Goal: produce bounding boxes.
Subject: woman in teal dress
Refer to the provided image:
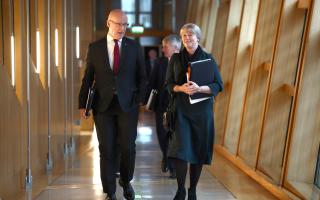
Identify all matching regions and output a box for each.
[165,23,223,200]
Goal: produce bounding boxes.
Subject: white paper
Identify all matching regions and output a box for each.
[189,96,210,104]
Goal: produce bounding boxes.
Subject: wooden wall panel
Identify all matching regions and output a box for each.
[238,0,283,167]
[78,0,94,131]
[204,0,219,52]
[211,0,230,66]
[0,66,25,200]
[14,0,26,104]
[0,0,93,198]
[215,0,243,145]
[195,0,204,26]
[257,0,307,184]
[199,0,210,46]
[285,0,320,198]
[0,2,26,199]
[39,0,48,88]
[51,84,66,160]
[181,0,320,199]
[223,0,259,154]
[50,67,66,161]
[79,0,93,59]
[65,0,73,151]
[186,0,197,23]
[30,70,48,180]
[56,0,64,79]
[2,0,11,78]
[186,0,220,50]
[48,0,66,163]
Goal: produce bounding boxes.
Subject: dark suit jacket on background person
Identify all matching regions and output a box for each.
[149,57,169,112]
[145,58,155,78]
[149,56,176,175]
[144,59,156,104]
[78,36,147,196]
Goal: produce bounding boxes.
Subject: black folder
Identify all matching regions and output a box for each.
[188,58,215,100]
[85,83,95,117]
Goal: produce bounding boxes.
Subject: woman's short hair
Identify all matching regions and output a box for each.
[163,34,182,50]
[180,23,202,41]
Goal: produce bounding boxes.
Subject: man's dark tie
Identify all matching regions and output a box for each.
[113,39,120,74]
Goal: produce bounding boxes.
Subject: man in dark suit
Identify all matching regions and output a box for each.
[149,34,181,179]
[145,48,158,77]
[143,48,158,104]
[79,9,147,200]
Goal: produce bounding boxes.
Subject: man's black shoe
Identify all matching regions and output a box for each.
[105,193,117,200]
[119,179,135,200]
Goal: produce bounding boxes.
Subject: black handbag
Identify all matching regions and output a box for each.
[146,89,158,111]
[84,82,95,117]
[163,93,175,133]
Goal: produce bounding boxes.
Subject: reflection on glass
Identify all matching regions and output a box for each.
[139,0,152,12]
[141,195,153,199]
[76,26,80,59]
[91,125,101,184]
[121,0,135,12]
[55,28,59,67]
[11,35,15,86]
[36,30,40,73]
[139,14,151,28]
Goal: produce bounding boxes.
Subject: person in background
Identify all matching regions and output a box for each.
[145,48,158,77]
[144,48,159,104]
[78,9,147,200]
[165,23,223,200]
[149,34,182,178]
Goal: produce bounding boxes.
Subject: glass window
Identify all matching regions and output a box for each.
[121,0,135,12]
[139,14,151,28]
[139,0,152,12]
[122,0,153,28]
[126,14,135,27]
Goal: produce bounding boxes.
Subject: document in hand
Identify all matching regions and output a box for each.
[146,89,158,111]
[188,58,215,104]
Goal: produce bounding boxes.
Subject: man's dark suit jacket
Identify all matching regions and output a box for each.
[149,57,169,112]
[79,37,147,112]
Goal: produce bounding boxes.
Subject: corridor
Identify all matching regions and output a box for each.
[27,111,276,200]
[1,1,320,199]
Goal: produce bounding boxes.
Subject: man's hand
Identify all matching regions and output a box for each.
[80,109,89,119]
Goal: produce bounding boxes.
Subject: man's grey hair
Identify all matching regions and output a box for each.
[180,23,202,41]
[162,34,182,50]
